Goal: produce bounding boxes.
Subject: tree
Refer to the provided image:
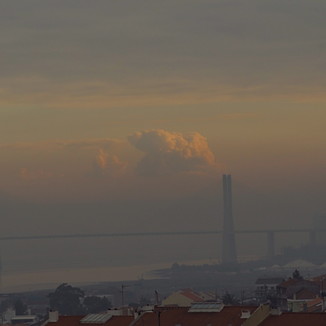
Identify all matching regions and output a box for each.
[48,283,85,315]
[83,296,111,314]
[292,269,303,280]
[222,292,240,305]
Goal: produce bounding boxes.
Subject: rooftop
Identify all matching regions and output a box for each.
[45,315,133,326]
[132,305,257,326]
[260,312,326,326]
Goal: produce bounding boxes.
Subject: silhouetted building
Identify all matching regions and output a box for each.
[255,277,284,303]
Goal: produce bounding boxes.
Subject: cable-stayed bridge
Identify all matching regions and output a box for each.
[1,175,321,264]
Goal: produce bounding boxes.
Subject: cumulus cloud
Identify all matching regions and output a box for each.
[128,129,217,176]
[94,149,128,177]
[96,149,109,170]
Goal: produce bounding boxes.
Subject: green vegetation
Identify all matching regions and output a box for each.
[48,283,111,315]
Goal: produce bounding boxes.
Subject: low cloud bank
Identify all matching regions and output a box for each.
[128,129,217,176]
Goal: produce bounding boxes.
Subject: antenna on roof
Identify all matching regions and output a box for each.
[121,284,130,307]
[155,290,159,305]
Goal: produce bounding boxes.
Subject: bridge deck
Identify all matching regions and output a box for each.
[0,228,324,241]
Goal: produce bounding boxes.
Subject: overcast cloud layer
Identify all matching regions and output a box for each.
[0,0,326,110]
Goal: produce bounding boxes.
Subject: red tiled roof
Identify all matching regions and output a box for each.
[106,316,134,326]
[278,278,298,288]
[45,315,133,326]
[307,297,323,312]
[133,305,257,326]
[47,315,81,326]
[260,313,326,326]
[310,274,326,283]
[279,278,317,289]
[310,274,326,290]
[295,288,318,300]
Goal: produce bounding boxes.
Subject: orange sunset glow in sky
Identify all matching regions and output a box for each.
[0,0,325,289]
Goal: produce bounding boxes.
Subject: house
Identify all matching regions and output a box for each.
[286,287,322,312]
[255,277,284,302]
[276,273,321,311]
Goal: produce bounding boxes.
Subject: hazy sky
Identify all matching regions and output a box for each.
[0,0,325,289]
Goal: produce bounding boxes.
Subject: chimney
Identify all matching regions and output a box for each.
[270,308,282,316]
[48,311,59,323]
[240,310,251,319]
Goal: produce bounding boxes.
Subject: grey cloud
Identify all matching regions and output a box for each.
[128,129,218,176]
[0,0,325,94]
